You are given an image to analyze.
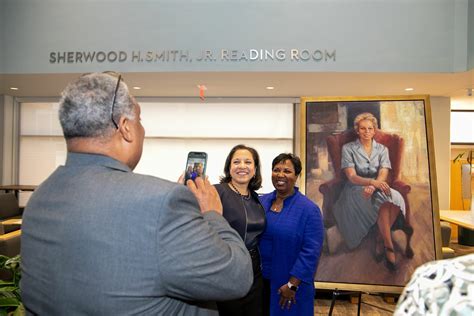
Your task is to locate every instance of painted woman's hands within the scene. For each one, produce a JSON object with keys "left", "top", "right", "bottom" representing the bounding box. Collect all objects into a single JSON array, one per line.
[
  {"left": 369, "top": 179, "right": 391, "bottom": 195},
  {"left": 363, "top": 185, "right": 375, "bottom": 198}
]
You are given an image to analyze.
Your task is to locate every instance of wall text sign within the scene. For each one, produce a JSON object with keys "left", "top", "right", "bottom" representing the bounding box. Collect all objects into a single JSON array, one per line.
[{"left": 49, "top": 49, "right": 336, "bottom": 64}]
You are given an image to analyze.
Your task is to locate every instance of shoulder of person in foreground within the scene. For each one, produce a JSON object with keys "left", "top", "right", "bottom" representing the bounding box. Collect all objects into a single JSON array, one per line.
[
  {"left": 151, "top": 177, "right": 253, "bottom": 302},
  {"left": 394, "top": 253, "right": 474, "bottom": 316}
]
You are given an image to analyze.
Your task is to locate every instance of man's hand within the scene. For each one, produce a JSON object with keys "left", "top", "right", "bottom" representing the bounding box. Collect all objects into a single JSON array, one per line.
[
  {"left": 186, "top": 177, "right": 223, "bottom": 215},
  {"left": 177, "top": 172, "right": 185, "bottom": 185}
]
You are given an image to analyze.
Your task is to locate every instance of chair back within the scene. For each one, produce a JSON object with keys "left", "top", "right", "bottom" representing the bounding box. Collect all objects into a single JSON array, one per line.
[
  {"left": 0, "top": 193, "right": 20, "bottom": 220},
  {"left": 326, "top": 129, "right": 404, "bottom": 184}
]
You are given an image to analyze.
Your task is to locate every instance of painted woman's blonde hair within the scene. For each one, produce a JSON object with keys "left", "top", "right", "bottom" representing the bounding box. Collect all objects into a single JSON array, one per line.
[{"left": 354, "top": 112, "right": 378, "bottom": 130}]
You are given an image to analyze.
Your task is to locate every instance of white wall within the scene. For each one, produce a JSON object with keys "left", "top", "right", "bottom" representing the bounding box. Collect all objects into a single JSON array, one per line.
[{"left": 19, "top": 101, "right": 294, "bottom": 196}]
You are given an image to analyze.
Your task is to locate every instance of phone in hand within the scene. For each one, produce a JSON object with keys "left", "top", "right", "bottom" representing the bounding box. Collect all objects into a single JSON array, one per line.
[{"left": 184, "top": 152, "right": 208, "bottom": 183}]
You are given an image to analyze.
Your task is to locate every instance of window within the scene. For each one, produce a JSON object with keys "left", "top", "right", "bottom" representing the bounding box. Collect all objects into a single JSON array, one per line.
[{"left": 451, "top": 110, "right": 474, "bottom": 144}]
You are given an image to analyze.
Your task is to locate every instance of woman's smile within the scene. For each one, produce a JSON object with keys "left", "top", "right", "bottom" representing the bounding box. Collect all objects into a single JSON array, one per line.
[
  {"left": 272, "top": 160, "right": 297, "bottom": 197},
  {"left": 357, "top": 120, "right": 375, "bottom": 141},
  {"left": 230, "top": 149, "right": 256, "bottom": 185}
]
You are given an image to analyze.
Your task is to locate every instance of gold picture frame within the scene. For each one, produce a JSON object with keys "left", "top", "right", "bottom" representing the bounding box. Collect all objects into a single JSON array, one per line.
[{"left": 300, "top": 95, "right": 441, "bottom": 293}]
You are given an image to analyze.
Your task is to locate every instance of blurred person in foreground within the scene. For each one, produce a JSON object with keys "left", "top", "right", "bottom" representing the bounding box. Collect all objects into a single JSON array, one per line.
[
  {"left": 395, "top": 253, "right": 474, "bottom": 316},
  {"left": 20, "top": 72, "right": 252, "bottom": 315},
  {"left": 259, "top": 153, "right": 324, "bottom": 316}
]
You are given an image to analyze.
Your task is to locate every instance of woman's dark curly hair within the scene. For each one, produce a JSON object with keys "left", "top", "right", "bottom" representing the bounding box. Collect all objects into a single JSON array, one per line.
[{"left": 220, "top": 144, "right": 262, "bottom": 191}]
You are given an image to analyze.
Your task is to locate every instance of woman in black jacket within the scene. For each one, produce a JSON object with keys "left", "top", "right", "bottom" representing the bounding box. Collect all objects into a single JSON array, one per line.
[{"left": 215, "top": 144, "right": 266, "bottom": 316}]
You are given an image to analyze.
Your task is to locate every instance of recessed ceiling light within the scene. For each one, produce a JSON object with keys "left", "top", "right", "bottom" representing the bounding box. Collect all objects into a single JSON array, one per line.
[
  {"left": 405, "top": 88, "right": 414, "bottom": 91},
  {"left": 10, "top": 87, "right": 19, "bottom": 91},
  {"left": 266, "top": 86, "right": 275, "bottom": 90},
  {"left": 132, "top": 86, "right": 141, "bottom": 90}
]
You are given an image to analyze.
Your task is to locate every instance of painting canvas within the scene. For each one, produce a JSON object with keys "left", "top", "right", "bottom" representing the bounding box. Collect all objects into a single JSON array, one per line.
[{"left": 301, "top": 96, "right": 440, "bottom": 292}]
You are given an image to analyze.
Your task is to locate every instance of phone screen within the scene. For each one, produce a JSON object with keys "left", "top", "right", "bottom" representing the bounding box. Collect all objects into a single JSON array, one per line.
[{"left": 184, "top": 152, "right": 208, "bottom": 183}]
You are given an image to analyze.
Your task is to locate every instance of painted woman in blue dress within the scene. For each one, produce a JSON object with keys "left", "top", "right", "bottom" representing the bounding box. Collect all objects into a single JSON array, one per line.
[
  {"left": 327, "top": 112, "right": 408, "bottom": 271},
  {"left": 259, "top": 153, "right": 324, "bottom": 316}
]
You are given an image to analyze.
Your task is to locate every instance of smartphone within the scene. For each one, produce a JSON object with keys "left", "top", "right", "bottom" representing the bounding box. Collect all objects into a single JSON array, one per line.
[{"left": 184, "top": 152, "right": 208, "bottom": 183}]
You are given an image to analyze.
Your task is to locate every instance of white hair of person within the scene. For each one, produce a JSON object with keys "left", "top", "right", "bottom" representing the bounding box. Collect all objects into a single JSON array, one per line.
[
  {"left": 58, "top": 72, "right": 135, "bottom": 139},
  {"left": 394, "top": 253, "right": 474, "bottom": 315}
]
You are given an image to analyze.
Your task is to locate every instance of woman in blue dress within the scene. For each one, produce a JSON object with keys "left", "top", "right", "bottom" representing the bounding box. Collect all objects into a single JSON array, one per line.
[
  {"left": 329, "top": 112, "right": 408, "bottom": 271},
  {"left": 259, "top": 153, "right": 324, "bottom": 316}
]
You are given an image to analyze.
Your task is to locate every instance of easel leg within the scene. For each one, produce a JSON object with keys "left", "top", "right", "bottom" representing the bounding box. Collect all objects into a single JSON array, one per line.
[
  {"left": 328, "top": 290, "right": 338, "bottom": 316},
  {"left": 357, "top": 291, "right": 362, "bottom": 316},
  {"left": 328, "top": 290, "right": 362, "bottom": 316}
]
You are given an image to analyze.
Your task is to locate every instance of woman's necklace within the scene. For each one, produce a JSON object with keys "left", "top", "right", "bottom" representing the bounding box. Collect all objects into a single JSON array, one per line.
[
  {"left": 271, "top": 200, "right": 282, "bottom": 212},
  {"left": 271, "top": 196, "right": 285, "bottom": 212},
  {"left": 272, "top": 190, "right": 294, "bottom": 212},
  {"left": 229, "top": 182, "right": 249, "bottom": 197}
]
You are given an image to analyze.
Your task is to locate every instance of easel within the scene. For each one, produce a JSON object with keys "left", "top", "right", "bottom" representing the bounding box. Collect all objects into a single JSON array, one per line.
[
  {"left": 327, "top": 290, "right": 396, "bottom": 315},
  {"left": 328, "top": 290, "right": 362, "bottom": 316}
]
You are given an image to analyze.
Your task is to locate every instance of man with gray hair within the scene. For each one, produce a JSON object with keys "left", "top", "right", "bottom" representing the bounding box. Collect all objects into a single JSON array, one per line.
[{"left": 20, "top": 72, "right": 253, "bottom": 315}]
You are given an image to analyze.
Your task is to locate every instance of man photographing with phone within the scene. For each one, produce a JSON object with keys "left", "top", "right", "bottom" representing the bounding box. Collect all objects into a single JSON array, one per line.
[{"left": 20, "top": 72, "right": 253, "bottom": 315}]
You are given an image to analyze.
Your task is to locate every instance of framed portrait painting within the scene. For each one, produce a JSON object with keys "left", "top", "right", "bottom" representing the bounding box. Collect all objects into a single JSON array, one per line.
[{"left": 300, "top": 96, "right": 441, "bottom": 293}]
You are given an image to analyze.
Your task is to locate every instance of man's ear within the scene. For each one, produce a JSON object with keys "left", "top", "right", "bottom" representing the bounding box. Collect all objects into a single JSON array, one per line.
[{"left": 118, "top": 116, "right": 133, "bottom": 143}]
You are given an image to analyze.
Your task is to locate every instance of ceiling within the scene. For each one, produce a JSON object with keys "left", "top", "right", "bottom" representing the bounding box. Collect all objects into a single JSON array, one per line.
[{"left": 1, "top": 70, "right": 473, "bottom": 108}]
